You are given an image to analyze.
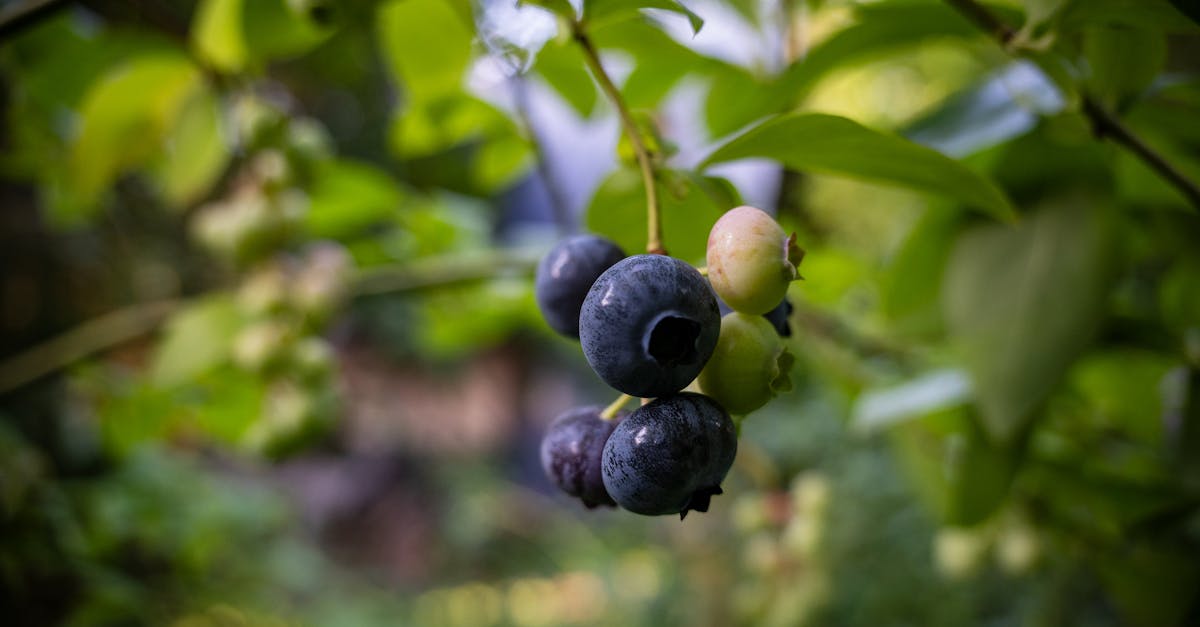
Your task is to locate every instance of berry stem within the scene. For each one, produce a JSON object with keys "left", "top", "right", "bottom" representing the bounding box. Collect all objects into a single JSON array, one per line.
[
  {"left": 572, "top": 22, "right": 666, "bottom": 254},
  {"left": 601, "top": 393, "right": 633, "bottom": 420}
]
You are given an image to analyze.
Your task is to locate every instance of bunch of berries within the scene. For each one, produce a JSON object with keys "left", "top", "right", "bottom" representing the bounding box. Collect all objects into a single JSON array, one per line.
[{"left": 536, "top": 206, "right": 804, "bottom": 518}]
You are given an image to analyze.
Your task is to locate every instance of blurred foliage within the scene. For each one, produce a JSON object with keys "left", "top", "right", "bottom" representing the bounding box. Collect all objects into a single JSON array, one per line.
[{"left": 2, "top": 0, "right": 1200, "bottom": 625}]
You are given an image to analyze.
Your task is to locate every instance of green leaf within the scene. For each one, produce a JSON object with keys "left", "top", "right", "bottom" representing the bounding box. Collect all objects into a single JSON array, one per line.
[
  {"left": 586, "top": 169, "right": 737, "bottom": 263},
  {"left": 1098, "top": 543, "right": 1200, "bottom": 627},
  {"left": 880, "top": 205, "right": 963, "bottom": 337},
  {"left": 1058, "top": 0, "right": 1200, "bottom": 33},
  {"left": 305, "top": 159, "right": 406, "bottom": 238},
  {"left": 150, "top": 296, "right": 243, "bottom": 386},
  {"left": 377, "top": 0, "right": 474, "bottom": 103},
  {"left": 533, "top": 40, "right": 598, "bottom": 117},
  {"left": 1083, "top": 25, "right": 1167, "bottom": 110},
  {"left": 890, "top": 407, "right": 1017, "bottom": 525},
  {"left": 702, "top": 113, "right": 1017, "bottom": 221},
  {"left": 68, "top": 53, "right": 205, "bottom": 218},
  {"left": 585, "top": 0, "right": 704, "bottom": 34},
  {"left": 943, "top": 196, "right": 1116, "bottom": 444},
  {"left": 191, "top": 0, "right": 332, "bottom": 73},
  {"left": 147, "top": 86, "right": 230, "bottom": 208},
  {"left": 776, "top": 2, "right": 996, "bottom": 105},
  {"left": 904, "top": 62, "right": 1064, "bottom": 158},
  {"left": 852, "top": 369, "right": 973, "bottom": 435}
]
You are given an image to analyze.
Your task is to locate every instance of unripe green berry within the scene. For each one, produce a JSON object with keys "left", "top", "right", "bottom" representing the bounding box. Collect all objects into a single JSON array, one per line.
[
  {"left": 706, "top": 206, "right": 804, "bottom": 315},
  {"left": 697, "top": 312, "right": 793, "bottom": 416}
]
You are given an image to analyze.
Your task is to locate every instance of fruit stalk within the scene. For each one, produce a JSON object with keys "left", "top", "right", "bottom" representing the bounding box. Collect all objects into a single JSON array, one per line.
[
  {"left": 601, "top": 393, "right": 633, "bottom": 420},
  {"left": 572, "top": 23, "right": 665, "bottom": 254}
]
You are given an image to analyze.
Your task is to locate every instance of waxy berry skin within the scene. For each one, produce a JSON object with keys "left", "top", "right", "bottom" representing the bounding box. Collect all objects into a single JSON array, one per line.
[
  {"left": 535, "top": 235, "right": 626, "bottom": 338},
  {"left": 601, "top": 393, "right": 737, "bottom": 518},
  {"left": 579, "top": 255, "right": 720, "bottom": 398},
  {"left": 707, "top": 206, "right": 804, "bottom": 315},
  {"left": 540, "top": 406, "right": 624, "bottom": 508}
]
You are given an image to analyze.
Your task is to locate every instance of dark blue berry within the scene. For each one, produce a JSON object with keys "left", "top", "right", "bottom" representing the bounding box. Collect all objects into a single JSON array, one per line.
[
  {"left": 762, "top": 298, "right": 793, "bottom": 337},
  {"left": 718, "top": 296, "right": 793, "bottom": 337},
  {"left": 579, "top": 255, "right": 719, "bottom": 398},
  {"left": 601, "top": 393, "right": 737, "bottom": 518},
  {"left": 535, "top": 235, "right": 626, "bottom": 338},
  {"left": 540, "top": 406, "right": 624, "bottom": 508}
]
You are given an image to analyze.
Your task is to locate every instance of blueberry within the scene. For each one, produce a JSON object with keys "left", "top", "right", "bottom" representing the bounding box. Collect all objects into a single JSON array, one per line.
[
  {"left": 579, "top": 255, "right": 720, "bottom": 398},
  {"left": 540, "top": 406, "right": 624, "bottom": 508},
  {"left": 762, "top": 298, "right": 793, "bottom": 337},
  {"left": 601, "top": 393, "right": 737, "bottom": 518},
  {"left": 535, "top": 235, "right": 626, "bottom": 338}
]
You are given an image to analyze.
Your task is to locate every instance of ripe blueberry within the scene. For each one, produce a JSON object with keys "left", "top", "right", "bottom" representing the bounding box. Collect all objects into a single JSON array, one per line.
[
  {"left": 601, "top": 393, "right": 737, "bottom": 518},
  {"left": 707, "top": 206, "right": 804, "bottom": 315},
  {"left": 579, "top": 255, "right": 720, "bottom": 398},
  {"left": 540, "top": 406, "right": 624, "bottom": 508},
  {"left": 535, "top": 235, "right": 626, "bottom": 338}
]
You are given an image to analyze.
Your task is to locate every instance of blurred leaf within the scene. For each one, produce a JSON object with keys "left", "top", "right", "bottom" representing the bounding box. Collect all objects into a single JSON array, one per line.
[
  {"left": 67, "top": 53, "right": 204, "bottom": 221},
  {"left": 150, "top": 296, "right": 242, "bottom": 387},
  {"left": 586, "top": 169, "right": 737, "bottom": 263},
  {"left": 775, "top": 2, "right": 1000, "bottom": 105},
  {"left": 585, "top": 0, "right": 704, "bottom": 34},
  {"left": 1058, "top": 0, "right": 1200, "bottom": 32},
  {"left": 1169, "top": 0, "right": 1200, "bottom": 24},
  {"left": 1097, "top": 543, "right": 1200, "bottom": 627},
  {"left": 905, "top": 61, "right": 1064, "bottom": 158},
  {"left": 852, "top": 369, "right": 973, "bottom": 435},
  {"left": 703, "top": 113, "right": 1017, "bottom": 221},
  {"left": 1160, "top": 257, "right": 1200, "bottom": 333},
  {"left": 192, "top": 0, "right": 246, "bottom": 72},
  {"left": 192, "top": 0, "right": 332, "bottom": 73},
  {"left": 890, "top": 407, "right": 1016, "bottom": 525},
  {"left": 880, "top": 205, "right": 964, "bottom": 337},
  {"left": 943, "top": 196, "right": 1116, "bottom": 444},
  {"left": 592, "top": 17, "right": 718, "bottom": 108},
  {"left": 1083, "top": 25, "right": 1166, "bottom": 111},
  {"left": 147, "top": 86, "right": 229, "bottom": 208},
  {"left": 390, "top": 95, "right": 513, "bottom": 158},
  {"left": 1070, "top": 350, "right": 1175, "bottom": 443},
  {"left": 473, "top": 133, "right": 533, "bottom": 192},
  {"left": 534, "top": 41, "right": 598, "bottom": 117},
  {"left": 704, "top": 66, "right": 786, "bottom": 139},
  {"left": 306, "top": 159, "right": 405, "bottom": 238},
  {"left": 377, "top": 0, "right": 474, "bottom": 103}
]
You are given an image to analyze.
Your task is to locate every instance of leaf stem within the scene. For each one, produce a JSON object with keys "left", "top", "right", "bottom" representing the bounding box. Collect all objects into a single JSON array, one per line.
[
  {"left": 572, "top": 22, "right": 666, "bottom": 254},
  {"left": 942, "top": 0, "right": 1200, "bottom": 211}
]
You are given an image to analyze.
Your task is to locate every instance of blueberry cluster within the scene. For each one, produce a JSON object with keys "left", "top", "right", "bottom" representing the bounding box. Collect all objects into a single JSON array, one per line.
[{"left": 534, "top": 206, "right": 802, "bottom": 518}]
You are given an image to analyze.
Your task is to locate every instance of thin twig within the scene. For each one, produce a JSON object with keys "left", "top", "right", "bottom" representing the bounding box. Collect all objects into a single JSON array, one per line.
[
  {"left": 943, "top": 0, "right": 1015, "bottom": 45},
  {"left": 943, "top": 0, "right": 1200, "bottom": 212},
  {"left": 0, "top": 0, "right": 69, "bottom": 40},
  {"left": 1081, "top": 94, "right": 1200, "bottom": 209},
  {"left": 572, "top": 23, "right": 665, "bottom": 254},
  {"left": 0, "top": 249, "right": 545, "bottom": 394},
  {"left": 0, "top": 299, "right": 179, "bottom": 395}
]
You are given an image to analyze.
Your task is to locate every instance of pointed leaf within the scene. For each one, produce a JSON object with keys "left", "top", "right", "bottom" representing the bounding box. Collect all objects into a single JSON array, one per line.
[{"left": 703, "top": 113, "right": 1016, "bottom": 221}]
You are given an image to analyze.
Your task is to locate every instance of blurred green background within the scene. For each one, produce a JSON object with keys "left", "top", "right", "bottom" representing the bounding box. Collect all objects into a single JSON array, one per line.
[{"left": 2, "top": 0, "right": 1199, "bottom": 625}]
